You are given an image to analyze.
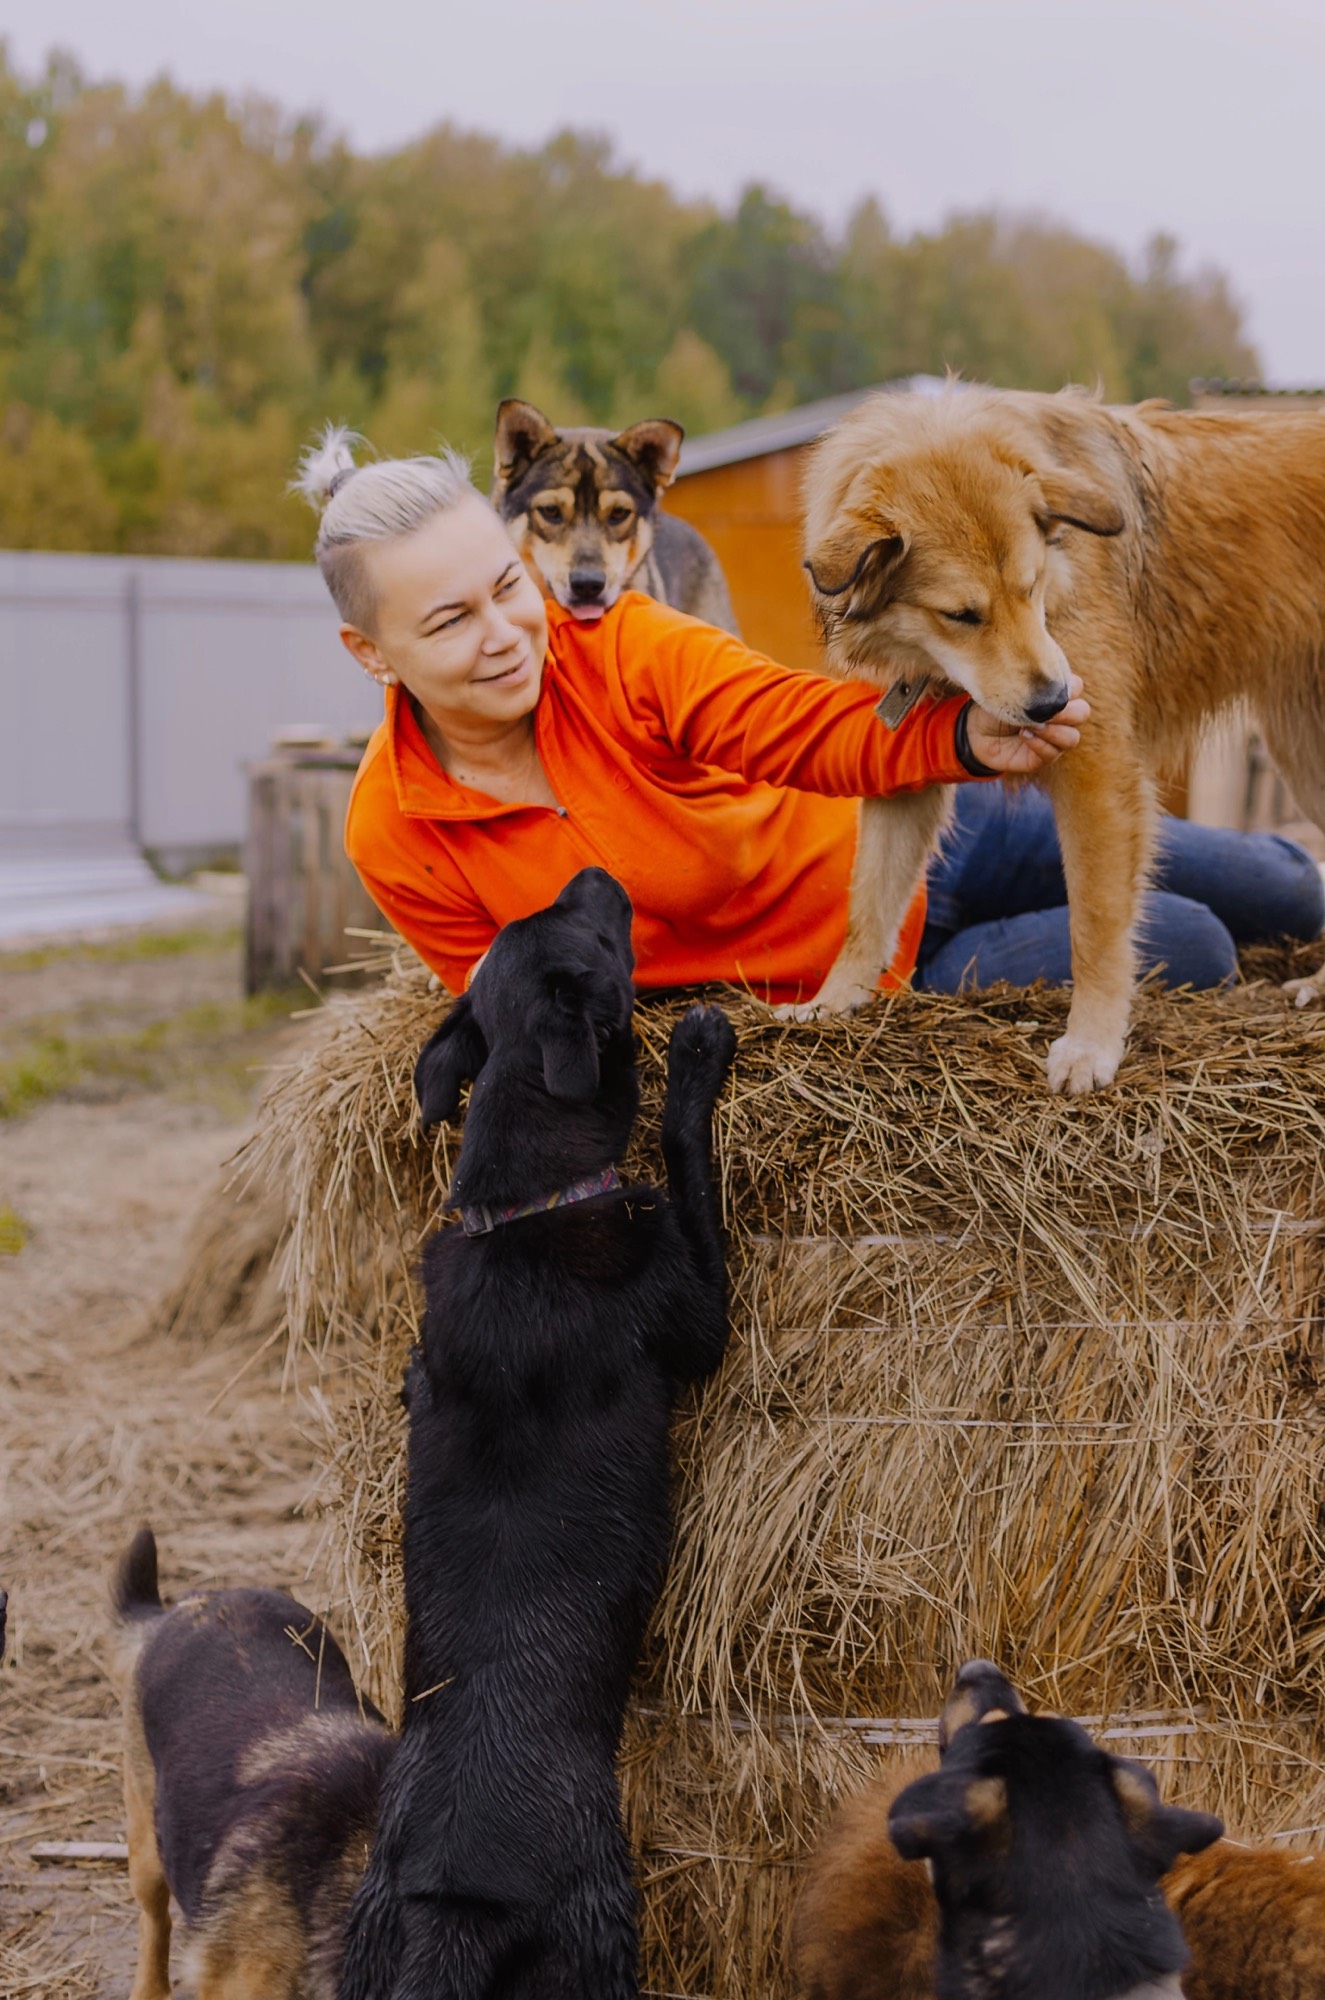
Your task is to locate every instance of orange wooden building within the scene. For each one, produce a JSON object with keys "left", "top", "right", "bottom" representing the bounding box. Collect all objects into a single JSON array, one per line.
[{"left": 662, "top": 383, "right": 941, "bottom": 670}]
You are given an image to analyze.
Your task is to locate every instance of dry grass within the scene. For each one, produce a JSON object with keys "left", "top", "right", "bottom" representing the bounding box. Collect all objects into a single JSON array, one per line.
[
  {"left": 0, "top": 1302, "right": 326, "bottom": 1987},
  {"left": 234, "top": 943, "right": 1325, "bottom": 1998},
  {"left": 0, "top": 1916, "right": 97, "bottom": 1999}
]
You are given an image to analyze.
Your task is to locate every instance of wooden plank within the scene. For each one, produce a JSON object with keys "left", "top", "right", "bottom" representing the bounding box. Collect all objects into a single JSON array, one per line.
[{"left": 31, "top": 1841, "right": 129, "bottom": 1863}]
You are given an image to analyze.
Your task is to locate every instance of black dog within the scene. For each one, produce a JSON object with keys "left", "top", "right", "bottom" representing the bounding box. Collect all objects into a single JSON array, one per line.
[
  {"left": 887, "top": 1661, "right": 1223, "bottom": 2000},
  {"left": 339, "top": 867, "right": 735, "bottom": 2000}
]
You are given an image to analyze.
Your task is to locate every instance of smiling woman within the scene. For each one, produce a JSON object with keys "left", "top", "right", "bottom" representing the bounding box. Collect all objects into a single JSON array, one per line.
[{"left": 293, "top": 426, "right": 1086, "bottom": 1002}]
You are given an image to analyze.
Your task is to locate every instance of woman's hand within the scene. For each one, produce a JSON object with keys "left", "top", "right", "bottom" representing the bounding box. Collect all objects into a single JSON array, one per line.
[{"left": 966, "top": 675, "right": 1089, "bottom": 775}]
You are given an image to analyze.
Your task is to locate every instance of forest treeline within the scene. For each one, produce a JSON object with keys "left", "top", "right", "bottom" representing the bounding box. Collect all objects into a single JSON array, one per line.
[{"left": 0, "top": 48, "right": 1259, "bottom": 559}]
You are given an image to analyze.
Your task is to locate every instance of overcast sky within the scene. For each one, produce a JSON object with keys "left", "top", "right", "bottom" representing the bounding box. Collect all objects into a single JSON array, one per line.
[{"left": 4, "top": 0, "right": 1323, "bottom": 381}]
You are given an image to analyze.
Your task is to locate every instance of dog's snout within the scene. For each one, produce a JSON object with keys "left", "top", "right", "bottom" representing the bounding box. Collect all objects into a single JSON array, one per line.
[
  {"left": 1023, "top": 684, "right": 1069, "bottom": 725},
  {"left": 569, "top": 566, "right": 607, "bottom": 603}
]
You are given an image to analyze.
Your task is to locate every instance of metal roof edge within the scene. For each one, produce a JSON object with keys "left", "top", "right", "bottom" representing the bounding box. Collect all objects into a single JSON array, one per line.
[{"left": 1190, "top": 378, "right": 1325, "bottom": 398}]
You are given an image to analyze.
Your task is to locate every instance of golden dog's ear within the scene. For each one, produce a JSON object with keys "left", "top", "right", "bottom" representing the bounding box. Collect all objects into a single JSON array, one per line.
[
  {"left": 1034, "top": 469, "right": 1126, "bottom": 538},
  {"left": 803, "top": 523, "right": 907, "bottom": 611},
  {"left": 611, "top": 418, "right": 685, "bottom": 493},
  {"left": 494, "top": 399, "right": 559, "bottom": 489}
]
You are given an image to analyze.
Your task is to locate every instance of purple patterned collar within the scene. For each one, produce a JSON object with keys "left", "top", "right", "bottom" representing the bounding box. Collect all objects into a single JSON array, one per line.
[{"left": 456, "top": 1166, "right": 622, "bottom": 1238}]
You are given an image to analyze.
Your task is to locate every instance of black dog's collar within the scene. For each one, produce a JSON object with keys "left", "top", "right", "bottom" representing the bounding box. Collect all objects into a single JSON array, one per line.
[{"left": 455, "top": 1167, "right": 622, "bottom": 1237}]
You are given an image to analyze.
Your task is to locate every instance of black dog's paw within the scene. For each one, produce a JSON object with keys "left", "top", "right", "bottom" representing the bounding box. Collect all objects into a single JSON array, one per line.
[{"left": 666, "top": 1004, "right": 737, "bottom": 1100}]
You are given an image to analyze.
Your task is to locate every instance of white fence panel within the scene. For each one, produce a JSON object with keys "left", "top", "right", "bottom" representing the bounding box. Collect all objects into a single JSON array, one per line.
[{"left": 0, "top": 550, "right": 382, "bottom": 869}]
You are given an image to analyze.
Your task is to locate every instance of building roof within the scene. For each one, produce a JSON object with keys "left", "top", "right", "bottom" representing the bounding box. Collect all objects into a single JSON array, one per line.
[
  {"left": 1190, "top": 378, "right": 1325, "bottom": 399},
  {"left": 675, "top": 374, "right": 955, "bottom": 477}
]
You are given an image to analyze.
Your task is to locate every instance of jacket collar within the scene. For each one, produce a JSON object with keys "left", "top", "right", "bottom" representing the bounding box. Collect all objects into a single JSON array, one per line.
[{"left": 384, "top": 681, "right": 544, "bottom": 823}]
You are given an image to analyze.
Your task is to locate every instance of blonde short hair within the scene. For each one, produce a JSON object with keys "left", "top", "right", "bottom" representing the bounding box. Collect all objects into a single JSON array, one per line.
[{"left": 292, "top": 424, "right": 479, "bottom": 632}]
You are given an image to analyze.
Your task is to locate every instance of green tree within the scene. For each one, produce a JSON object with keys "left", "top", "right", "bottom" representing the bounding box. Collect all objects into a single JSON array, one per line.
[
  {"left": 0, "top": 48, "right": 1265, "bottom": 557},
  {"left": 1115, "top": 233, "right": 1257, "bottom": 402},
  {"left": 686, "top": 185, "right": 863, "bottom": 405},
  {"left": 0, "top": 402, "right": 117, "bottom": 547},
  {"left": 652, "top": 329, "right": 743, "bottom": 437}
]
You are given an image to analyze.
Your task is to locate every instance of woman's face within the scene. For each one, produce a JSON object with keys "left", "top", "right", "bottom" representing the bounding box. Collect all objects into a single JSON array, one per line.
[{"left": 343, "top": 497, "right": 549, "bottom": 728}]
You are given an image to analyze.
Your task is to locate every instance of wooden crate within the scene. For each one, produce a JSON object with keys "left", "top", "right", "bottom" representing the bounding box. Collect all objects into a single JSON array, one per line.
[{"left": 244, "top": 745, "right": 386, "bottom": 994}]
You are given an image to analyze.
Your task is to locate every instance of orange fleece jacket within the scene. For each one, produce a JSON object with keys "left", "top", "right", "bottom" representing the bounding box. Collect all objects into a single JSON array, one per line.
[{"left": 345, "top": 593, "right": 975, "bottom": 1003}]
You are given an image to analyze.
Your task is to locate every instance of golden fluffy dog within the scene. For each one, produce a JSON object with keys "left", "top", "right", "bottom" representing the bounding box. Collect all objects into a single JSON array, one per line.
[{"left": 802, "top": 386, "right": 1325, "bottom": 1092}]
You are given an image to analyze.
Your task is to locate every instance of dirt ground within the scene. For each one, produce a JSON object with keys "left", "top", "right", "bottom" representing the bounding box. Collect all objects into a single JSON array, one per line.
[{"left": 0, "top": 926, "right": 326, "bottom": 1998}]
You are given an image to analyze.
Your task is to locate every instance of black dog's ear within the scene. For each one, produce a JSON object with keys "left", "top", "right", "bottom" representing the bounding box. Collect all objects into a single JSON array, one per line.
[
  {"left": 493, "top": 399, "right": 559, "bottom": 492},
  {"left": 888, "top": 1768, "right": 1008, "bottom": 1861},
  {"left": 1109, "top": 1759, "right": 1223, "bottom": 1874},
  {"left": 414, "top": 995, "right": 489, "bottom": 1127},
  {"left": 538, "top": 1005, "right": 600, "bottom": 1104}
]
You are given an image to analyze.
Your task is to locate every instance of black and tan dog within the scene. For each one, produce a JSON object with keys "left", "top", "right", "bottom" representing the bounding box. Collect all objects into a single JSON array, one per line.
[
  {"left": 795, "top": 1660, "right": 1224, "bottom": 2000},
  {"left": 111, "top": 1527, "right": 392, "bottom": 2000},
  {"left": 339, "top": 867, "right": 736, "bottom": 2000},
  {"left": 492, "top": 397, "right": 739, "bottom": 632}
]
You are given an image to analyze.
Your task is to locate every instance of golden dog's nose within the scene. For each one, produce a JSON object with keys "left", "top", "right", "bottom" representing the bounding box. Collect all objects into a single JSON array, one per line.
[{"left": 1024, "top": 685, "right": 1069, "bottom": 724}]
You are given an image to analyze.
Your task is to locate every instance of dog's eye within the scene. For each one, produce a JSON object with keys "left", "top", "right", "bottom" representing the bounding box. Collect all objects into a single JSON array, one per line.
[
  {"left": 607, "top": 506, "right": 632, "bottom": 527},
  {"left": 941, "top": 608, "right": 983, "bottom": 627},
  {"left": 535, "top": 505, "right": 562, "bottom": 526}
]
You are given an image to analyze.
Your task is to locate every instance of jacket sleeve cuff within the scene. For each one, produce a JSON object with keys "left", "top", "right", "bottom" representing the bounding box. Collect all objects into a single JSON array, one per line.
[{"left": 953, "top": 699, "right": 1000, "bottom": 779}]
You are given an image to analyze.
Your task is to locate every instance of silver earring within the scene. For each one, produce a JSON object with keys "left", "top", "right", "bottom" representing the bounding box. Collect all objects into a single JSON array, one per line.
[{"left": 380, "top": 672, "right": 398, "bottom": 687}]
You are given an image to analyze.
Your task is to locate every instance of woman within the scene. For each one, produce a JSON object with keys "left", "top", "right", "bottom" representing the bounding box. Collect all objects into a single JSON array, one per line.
[{"left": 296, "top": 428, "right": 1085, "bottom": 1002}]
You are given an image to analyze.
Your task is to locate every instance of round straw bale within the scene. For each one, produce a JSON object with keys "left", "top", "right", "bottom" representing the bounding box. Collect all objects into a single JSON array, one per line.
[
  {"left": 152, "top": 1170, "right": 289, "bottom": 1345},
  {"left": 242, "top": 949, "right": 1325, "bottom": 1996}
]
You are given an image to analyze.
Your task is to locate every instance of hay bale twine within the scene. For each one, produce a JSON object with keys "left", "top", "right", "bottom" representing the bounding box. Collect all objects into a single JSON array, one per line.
[{"left": 245, "top": 953, "right": 1325, "bottom": 1999}]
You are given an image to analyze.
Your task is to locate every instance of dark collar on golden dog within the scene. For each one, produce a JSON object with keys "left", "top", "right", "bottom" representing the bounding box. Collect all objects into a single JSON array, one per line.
[{"left": 455, "top": 1166, "right": 622, "bottom": 1237}]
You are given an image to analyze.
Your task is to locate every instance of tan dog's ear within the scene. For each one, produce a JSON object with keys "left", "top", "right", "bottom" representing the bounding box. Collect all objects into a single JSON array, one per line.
[
  {"left": 1034, "top": 468, "right": 1126, "bottom": 538},
  {"left": 803, "top": 522, "right": 907, "bottom": 612},
  {"left": 611, "top": 418, "right": 685, "bottom": 493},
  {"left": 494, "top": 400, "right": 559, "bottom": 490}
]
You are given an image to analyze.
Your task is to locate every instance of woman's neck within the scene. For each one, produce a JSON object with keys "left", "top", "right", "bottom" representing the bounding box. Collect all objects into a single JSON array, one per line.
[{"left": 412, "top": 698, "right": 558, "bottom": 810}]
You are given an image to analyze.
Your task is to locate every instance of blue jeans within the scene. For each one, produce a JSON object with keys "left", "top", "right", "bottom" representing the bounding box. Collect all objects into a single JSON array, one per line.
[{"left": 915, "top": 784, "right": 1324, "bottom": 994}]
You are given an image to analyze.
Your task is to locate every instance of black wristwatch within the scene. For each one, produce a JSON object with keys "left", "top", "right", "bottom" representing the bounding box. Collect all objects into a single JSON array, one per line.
[{"left": 954, "top": 700, "right": 998, "bottom": 778}]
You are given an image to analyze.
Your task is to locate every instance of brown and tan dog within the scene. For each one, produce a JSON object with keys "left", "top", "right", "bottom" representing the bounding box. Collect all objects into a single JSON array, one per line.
[
  {"left": 111, "top": 1527, "right": 392, "bottom": 2000},
  {"left": 801, "top": 386, "right": 1325, "bottom": 1091},
  {"left": 492, "top": 398, "right": 739, "bottom": 633}
]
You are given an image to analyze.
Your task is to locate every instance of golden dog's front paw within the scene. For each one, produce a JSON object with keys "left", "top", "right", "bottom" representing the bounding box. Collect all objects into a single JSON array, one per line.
[
  {"left": 1283, "top": 970, "right": 1325, "bottom": 1010},
  {"left": 772, "top": 982, "right": 877, "bottom": 1023},
  {"left": 1046, "top": 1032, "right": 1122, "bottom": 1095},
  {"left": 772, "top": 999, "right": 824, "bottom": 1024}
]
